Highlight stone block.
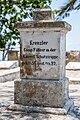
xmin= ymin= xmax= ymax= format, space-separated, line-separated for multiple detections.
xmin=14 ymin=77 xmax=69 ymax=108
xmin=66 ymin=62 xmax=80 ymax=70
xmin=8 ymin=50 xmax=19 ymax=61
xmin=66 ymin=51 xmax=80 ymax=64
xmin=0 ymin=67 xmax=20 ymax=82
xmin=33 ymin=8 xmax=55 ymax=20
xmin=0 ymin=61 xmax=18 ymax=69
xmin=20 ymin=30 xmax=66 ymax=80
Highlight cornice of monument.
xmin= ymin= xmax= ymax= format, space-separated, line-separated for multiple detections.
xmin=16 ymin=8 xmax=71 ymax=32
xmin=16 ymin=20 xmax=71 ymax=32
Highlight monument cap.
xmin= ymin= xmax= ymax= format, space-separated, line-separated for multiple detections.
xmin=33 ymin=8 xmax=55 ymax=20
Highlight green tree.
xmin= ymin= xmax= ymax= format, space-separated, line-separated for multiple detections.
xmin=0 ymin=0 xmax=51 ymax=60
xmin=58 ymin=0 xmax=80 ymax=17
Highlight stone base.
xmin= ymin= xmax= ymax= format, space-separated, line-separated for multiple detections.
xmin=14 ymin=78 xmax=69 ymax=108
xmin=8 ymin=99 xmax=73 ymax=115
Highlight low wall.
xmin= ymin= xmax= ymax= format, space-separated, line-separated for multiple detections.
xmin=66 ymin=51 xmax=80 ymax=64
xmin=0 ymin=67 xmax=20 ymax=83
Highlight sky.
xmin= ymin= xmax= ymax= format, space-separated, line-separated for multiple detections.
xmin=51 ymin=0 xmax=80 ymax=51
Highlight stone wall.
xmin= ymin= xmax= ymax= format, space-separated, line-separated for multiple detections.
xmin=66 ymin=51 xmax=80 ymax=64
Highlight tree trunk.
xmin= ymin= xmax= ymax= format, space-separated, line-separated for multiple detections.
xmin=2 ymin=50 xmax=5 ymax=61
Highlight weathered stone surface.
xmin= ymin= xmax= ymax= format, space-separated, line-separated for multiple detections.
xmin=9 ymin=99 xmax=74 ymax=115
xmin=16 ymin=8 xmax=71 ymax=31
xmin=8 ymin=50 xmax=19 ymax=61
xmin=66 ymin=70 xmax=80 ymax=84
xmin=0 ymin=67 xmax=20 ymax=82
xmin=14 ymin=78 xmax=69 ymax=108
xmin=66 ymin=51 xmax=80 ymax=64
xmin=66 ymin=62 xmax=80 ymax=84
xmin=20 ymin=30 xmax=66 ymax=80
xmin=66 ymin=62 xmax=80 ymax=70
xmin=0 ymin=81 xmax=79 ymax=119
xmin=14 ymin=8 xmax=72 ymax=114
xmin=33 ymin=8 xmax=55 ymax=20
xmin=0 ymin=61 xmax=18 ymax=69
xmin=16 ymin=21 xmax=71 ymax=32
xmin=16 ymin=9 xmax=71 ymax=80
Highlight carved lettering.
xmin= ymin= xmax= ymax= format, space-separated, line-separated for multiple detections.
xmin=30 ymin=40 xmax=48 ymax=45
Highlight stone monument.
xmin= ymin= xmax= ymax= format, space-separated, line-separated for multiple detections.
xmin=14 ymin=8 xmax=73 ymax=114
xmin=8 ymin=49 xmax=19 ymax=61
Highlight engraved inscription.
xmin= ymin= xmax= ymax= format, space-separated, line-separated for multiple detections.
xmin=21 ymin=31 xmax=60 ymax=79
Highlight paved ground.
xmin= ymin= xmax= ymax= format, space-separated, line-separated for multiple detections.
xmin=0 ymin=81 xmax=80 ymax=120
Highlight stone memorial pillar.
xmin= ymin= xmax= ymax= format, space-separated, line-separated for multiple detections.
xmin=14 ymin=8 xmax=73 ymax=114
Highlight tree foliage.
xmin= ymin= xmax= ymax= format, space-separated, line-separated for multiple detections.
xmin=0 ymin=0 xmax=51 ymax=49
xmin=58 ymin=0 xmax=80 ymax=18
